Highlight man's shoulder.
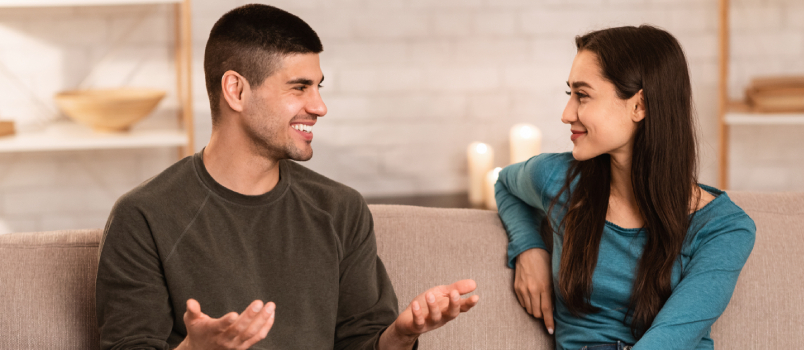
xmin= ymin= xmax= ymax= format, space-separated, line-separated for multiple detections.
xmin=282 ymin=160 xmax=366 ymax=213
xmin=115 ymin=155 xmax=199 ymax=210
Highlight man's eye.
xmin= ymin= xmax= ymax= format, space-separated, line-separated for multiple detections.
xmin=295 ymin=86 xmax=307 ymax=91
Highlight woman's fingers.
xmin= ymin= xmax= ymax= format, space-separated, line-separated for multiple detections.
xmin=541 ymin=292 xmax=555 ymax=335
xmin=530 ymin=286 xmax=543 ymax=318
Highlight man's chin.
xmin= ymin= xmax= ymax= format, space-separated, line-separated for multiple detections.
xmin=287 ymin=148 xmax=313 ymax=162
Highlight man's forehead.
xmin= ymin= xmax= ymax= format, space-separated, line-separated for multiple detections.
xmin=274 ymin=53 xmax=323 ymax=79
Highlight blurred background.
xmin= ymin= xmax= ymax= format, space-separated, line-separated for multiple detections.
xmin=0 ymin=0 xmax=802 ymax=233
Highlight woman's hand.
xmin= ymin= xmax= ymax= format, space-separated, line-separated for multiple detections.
xmin=514 ymin=248 xmax=554 ymax=335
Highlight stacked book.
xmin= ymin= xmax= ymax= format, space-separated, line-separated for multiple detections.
xmin=745 ymin=76 xmax=804 ymax=113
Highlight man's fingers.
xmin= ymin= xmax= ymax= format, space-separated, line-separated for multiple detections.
xmin=459 ymin=294 xmax=479 ymax=312
xmin=411 ymin=301 xmax=425 ymax=329
xmin=227 ymin=300 xmax=264 ymax=338
xmin=446 ymin=290 xmax=461 ymax=319
xmin=185 ymin=299 xmax=202 ymax=320
xmin=425 ymin=292 xmax=442 ymax=323
xmin=541 ymin=292 xmax=555 ymax=335
xmin=446 ymin=279 xmax=477 ymax=295
xmin=241 ymin=302 xmax=276 ymax=347
xmin=239 ymin=302 xmax=275 ymax=342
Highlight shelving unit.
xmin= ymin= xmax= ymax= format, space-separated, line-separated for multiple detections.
xmin=717 ymin=0 xmax=803 ymax=189
xmin=0 ymin=0 xmax=194 ymax=156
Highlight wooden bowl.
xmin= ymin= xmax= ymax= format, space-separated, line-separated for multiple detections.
xmin=54 ymin=88 xmax=166 ymax=132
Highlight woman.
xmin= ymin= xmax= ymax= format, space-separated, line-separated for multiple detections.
xmin=495 ymin=25 xmax=755 ymax=350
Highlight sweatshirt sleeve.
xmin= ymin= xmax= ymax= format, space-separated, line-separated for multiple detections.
xmin=632 ymin=213 xmax=756 ymax=350
xmin=96 ymin=197 xmax=174 ymax=350
xmin=495 ymin=153 xmax=562 ymax=269
xmin=334 ymin=199 xmax=415 ymax=350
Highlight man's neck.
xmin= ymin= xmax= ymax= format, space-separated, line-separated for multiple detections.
xmin=203 ymin=129 xmax=281 ymax=196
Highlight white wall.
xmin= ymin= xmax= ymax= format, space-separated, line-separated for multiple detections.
xmin=0 ymin=0 xmax=802 ymax=233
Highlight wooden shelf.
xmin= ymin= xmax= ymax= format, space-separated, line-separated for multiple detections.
xmin=0 ymin=120 xmax=187 ymax=153
xmin=725 ymin=102 xmax=804 ymax=125
xmin=0 ymin=0 xmax=180 ymax=7
xmin=0 ymin=0 xmax=194 ymax=156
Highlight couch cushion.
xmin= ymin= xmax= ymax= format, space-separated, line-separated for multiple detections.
xmin=0 ymin=229 xmax=102 ymax=350
xmin=370 ymin=204 xmax=553 ymax=349
xmin=711 ymin=191 xmax=804 ymax=348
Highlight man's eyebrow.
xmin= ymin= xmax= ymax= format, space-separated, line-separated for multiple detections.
xmin=567 ymin=81 xmax=593 ymax=90
xmin=286 ymin=75 xmax=325 ymax=85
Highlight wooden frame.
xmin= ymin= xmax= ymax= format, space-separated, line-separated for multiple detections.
xmin=718 ymin=0 xmax=730 ymax=189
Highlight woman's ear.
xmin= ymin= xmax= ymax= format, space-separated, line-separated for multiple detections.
xmin=221 ymin=70 xmax=249 ymax=113
xmin=631 ymin=89 xmax=645 ymax=122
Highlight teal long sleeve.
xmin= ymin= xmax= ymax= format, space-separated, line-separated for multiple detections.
xmin=495 ymin=153 xmax=756 ymax=350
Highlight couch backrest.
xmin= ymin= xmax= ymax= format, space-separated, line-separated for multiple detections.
xmin=0 ymin=229 xmax=102 ymax=350
xmin=710 ymin=191 xmax=804 ymax=348
xmin=1 ymin=191 xmax=803 ymax=349
xmin=372 ymin=205 xmax=553 ymax=349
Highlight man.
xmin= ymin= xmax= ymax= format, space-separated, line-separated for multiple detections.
xmin=95 ymin=4 xmax=479 ymax=350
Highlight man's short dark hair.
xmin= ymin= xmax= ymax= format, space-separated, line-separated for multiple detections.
xmin=203 ymin=4 xmax=323 ymax=123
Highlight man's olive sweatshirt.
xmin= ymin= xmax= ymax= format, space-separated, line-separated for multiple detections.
xmin=96 ymin=151 xmax=399 ymax=350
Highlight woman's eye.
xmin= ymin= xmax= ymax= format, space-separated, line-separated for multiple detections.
xmin=565 ymin=91 xmax=571 ymax=96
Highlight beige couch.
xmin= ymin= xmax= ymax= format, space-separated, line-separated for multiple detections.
xmin=1 ymin=191 xmax=803 ymax=349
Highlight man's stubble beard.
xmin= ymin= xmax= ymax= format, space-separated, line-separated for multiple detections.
xmin=242 ymin=114 xmax=313 ymax=163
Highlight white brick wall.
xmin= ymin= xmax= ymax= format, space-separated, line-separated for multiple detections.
xmin=0 ymin=0 xmax=802 ymax=234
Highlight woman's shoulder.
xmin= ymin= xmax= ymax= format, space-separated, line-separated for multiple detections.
xmin=523 ymin=152 xmax=574 ymax=179
xmin=686 ymin=184 xmax=756 ymax=254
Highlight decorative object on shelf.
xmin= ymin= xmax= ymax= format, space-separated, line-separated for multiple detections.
xmin=467 ymin=142 xmax=494 ymax=207
xmin=745 ymin=76 xmax=804 ymax=113
xmin=0 ymin=121 xmax=14 ymax=137
xmin=54 ymin=88 xmax=166 ymax=133
xmin=484 ymin=167 xmax=502 ymax=210
xmin=509 ymin=123 xmax=541 ymax=164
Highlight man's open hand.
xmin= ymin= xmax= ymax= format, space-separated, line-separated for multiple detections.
xmin=175 ymin=298 xmax=275 ymax=350
xmin=379 ymin=279 xmax=480 ymax=350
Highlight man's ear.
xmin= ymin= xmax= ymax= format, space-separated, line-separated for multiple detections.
xmin=221 ymin=70 xmax=249 ymax=113
xmin=631 ymin=89 xmax=645 ymax=122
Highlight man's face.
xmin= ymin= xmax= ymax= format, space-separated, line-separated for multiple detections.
xmin=241 ymin=53 xmax=326 ymax=162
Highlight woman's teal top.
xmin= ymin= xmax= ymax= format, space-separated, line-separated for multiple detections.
xmin=495 ymin=152 xmax=755 ymax=350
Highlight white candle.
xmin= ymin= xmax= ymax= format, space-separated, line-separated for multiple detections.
xmin=509 ymin=124 xmax=542 ymax=164
xmin=467 ymin=142 xmax=494 ymax=207
xmin=485 ymin=167 xmax=503 ymax=210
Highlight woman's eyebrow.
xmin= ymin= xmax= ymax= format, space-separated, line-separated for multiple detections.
xmin=567 ymin=81 xmax=593 ymax=90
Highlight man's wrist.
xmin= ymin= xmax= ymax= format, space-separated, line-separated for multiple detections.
xmin=378 ymin=322 xmax=418 ymax=350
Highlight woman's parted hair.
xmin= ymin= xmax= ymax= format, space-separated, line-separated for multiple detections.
xmin=203 ymin=4 xmax=323 ymax=123
xmin=549 ymin=25 xmax=698 ymax=337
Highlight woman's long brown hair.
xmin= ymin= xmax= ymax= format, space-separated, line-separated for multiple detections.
xmin=546 ymin=25 xmax=698 ymax=337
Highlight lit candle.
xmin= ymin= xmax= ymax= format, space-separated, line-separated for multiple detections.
xmin=509 ymin=124 xmax=542 ymax=164
xmin=467 ymin=142 xmax=494 ymax=207
xmin=485 ymin=167 xmax=503 ymax=210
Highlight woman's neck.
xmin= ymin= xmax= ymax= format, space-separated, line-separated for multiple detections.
xmin=607 ymin=152 xmax=643 ymax=228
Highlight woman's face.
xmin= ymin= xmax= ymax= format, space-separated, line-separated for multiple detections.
xmin=561 ymin=50 xmax=644 ymax=162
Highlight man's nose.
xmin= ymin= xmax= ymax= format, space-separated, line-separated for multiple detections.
xmin=307 ymin=91 xmax=327 ymax=117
